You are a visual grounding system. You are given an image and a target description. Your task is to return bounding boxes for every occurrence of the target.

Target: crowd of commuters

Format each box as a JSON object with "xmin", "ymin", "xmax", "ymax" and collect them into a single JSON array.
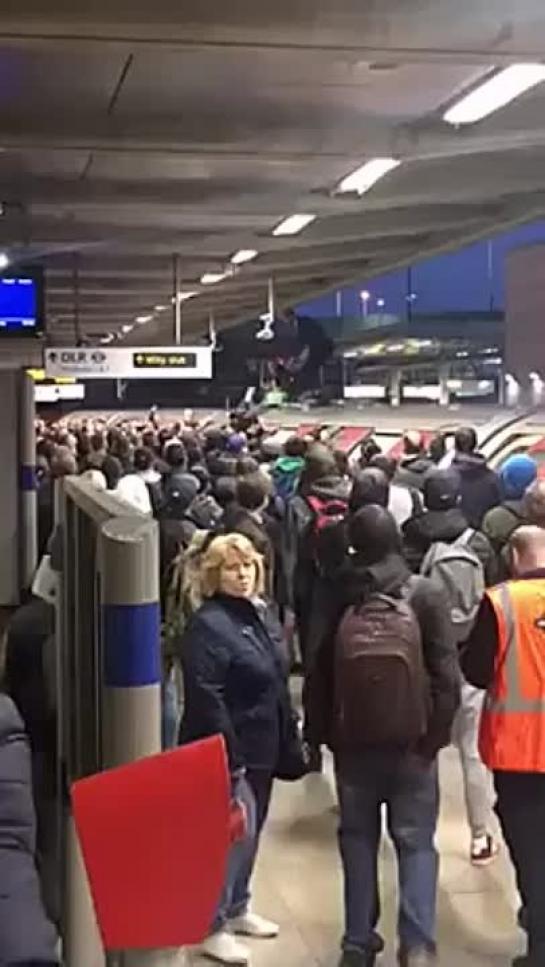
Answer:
[{"xmin": 3, "ymin": 409, "xmax": 545, "ymax": 966}]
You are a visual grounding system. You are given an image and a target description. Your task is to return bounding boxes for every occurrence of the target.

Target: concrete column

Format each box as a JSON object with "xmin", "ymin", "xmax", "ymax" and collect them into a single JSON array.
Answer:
[
  {"xmin": 438, "ymin": 363, "xmax": 450, "ymax": 407},
  {"xmin": 0, "ymin": 370, "xmax": 24, "ymax": 603},
  {"xmin": 506, "ymin": 245, "xmax": 545, "ymax": 382},
  {"xmin": 390, "ymin": 368, "xmax": 402, "ymax": 407},
  {"xmin": 19, "ymin": 370, "xmax": 37, "ymax": 588}
]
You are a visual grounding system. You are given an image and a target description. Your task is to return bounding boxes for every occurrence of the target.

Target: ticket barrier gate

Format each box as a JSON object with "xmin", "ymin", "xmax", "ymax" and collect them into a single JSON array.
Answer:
[{"xmin": 55, "ymin": 478, "xmax": 172, "ymax": 966}]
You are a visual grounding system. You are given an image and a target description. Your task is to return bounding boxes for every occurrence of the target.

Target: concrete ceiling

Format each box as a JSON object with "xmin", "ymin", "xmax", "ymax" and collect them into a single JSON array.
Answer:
[{"xmin": 1, "ymin": 1, "xmax": 545, "ymax": 345}]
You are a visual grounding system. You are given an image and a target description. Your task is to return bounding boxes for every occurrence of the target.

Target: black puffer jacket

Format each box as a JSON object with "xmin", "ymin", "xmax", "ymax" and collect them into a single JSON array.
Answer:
[
  {"xmin": 306, "ymin": 552, "xmax": 460, "ymax": 757},
  {"xmin": 0, "ymin": 695, "xmax": 58, "ymax": 965},
  {"xmin": 394, "ymin": 454, "xmax": 434, "ymax": 491},
  {"xmin": 452, "ymin": 452, "xmax": 501, "ymax": 528},
  {"xmin": 402, "ymin": 506, "xmax": 498, "ymax": 584}
]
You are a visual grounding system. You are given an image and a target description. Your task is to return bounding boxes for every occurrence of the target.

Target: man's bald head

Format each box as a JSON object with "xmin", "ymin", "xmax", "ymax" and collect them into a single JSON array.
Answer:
[
  {"xmin": 510, "ymin": 525, "xmax": 545, "ymax": 576},
  {"xmin": 523, "ymin": 480, "xmax": 545, "ymax": 528}
]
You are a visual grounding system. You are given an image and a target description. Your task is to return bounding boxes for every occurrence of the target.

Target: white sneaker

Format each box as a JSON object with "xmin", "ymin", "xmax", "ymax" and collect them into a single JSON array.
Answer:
[
  {"xmin": 230, "ymin": 912, "xmax": 279, "ymax": 939},
  {"xmin": 199, "ymin": 930, "xmax": 250, "ymax": 964}
]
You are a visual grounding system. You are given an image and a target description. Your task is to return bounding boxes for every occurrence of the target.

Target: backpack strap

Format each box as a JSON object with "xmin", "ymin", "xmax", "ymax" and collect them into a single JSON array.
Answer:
[{"xmin": 457, "ymin": 528, "xmax": 476, "ymax": 546}]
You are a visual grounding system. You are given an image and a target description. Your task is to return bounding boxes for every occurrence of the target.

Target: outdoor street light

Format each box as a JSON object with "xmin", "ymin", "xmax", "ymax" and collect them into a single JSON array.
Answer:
[{"xmin": 360, "ymin": 290, "xmax": 371, "ymax": 319}]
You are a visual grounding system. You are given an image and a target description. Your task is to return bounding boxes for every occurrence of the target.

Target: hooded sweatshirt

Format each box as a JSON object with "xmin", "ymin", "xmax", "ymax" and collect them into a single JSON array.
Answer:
[
  {"xmin": 481, "ymin": 455, "xmax": 537, "ymax": 563},
  {"xmin": 403, "ymin": 467, "xmax": 497, "ymax": 582},
  {"xmin": 287, "ymin": 473, "xmax": 351, "ymax": 646},
  {"xmin": 394, "ymin": 453, "xmax": 434, "ymax": 491},
  {"xmin": 272, "ymin": 455, "xmax": 305, "ymax": 501},
  {"xmin": 452, "ymin": 451, "xmax": 501, "ymax": 528}
]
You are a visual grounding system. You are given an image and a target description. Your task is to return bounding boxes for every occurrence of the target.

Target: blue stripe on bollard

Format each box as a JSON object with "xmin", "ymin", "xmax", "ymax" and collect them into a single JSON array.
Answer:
[
  {"xmin": 20, "ymin": 464, "xmax": 37, "ymax": 491},
  {"xmin": 103, "ymin": 602, "xmax": 161, "ymax": 687}
]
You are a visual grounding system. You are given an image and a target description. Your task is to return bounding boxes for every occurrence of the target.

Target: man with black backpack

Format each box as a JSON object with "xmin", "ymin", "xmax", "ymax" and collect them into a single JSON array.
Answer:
[{"xmin": 307, "ymin": 506, "xmax": 459, "ymax": 967}]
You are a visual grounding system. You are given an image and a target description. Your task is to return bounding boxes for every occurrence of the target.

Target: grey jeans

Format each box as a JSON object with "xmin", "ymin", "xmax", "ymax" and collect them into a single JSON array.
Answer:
[{"xmin": 451, "ymin": 679, "xmax": 494, "ymax": 839}]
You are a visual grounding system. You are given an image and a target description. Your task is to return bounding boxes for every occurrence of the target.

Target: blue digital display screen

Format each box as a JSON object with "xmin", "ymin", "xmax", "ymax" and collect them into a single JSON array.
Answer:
[{"xmin": 0, "ymin": 276, "xmax": 40, "ymax": 332}]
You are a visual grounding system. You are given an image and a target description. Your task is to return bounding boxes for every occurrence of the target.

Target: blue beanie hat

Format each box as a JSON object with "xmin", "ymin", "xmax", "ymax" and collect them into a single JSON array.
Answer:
[{"xmin": 500, "ymin": 454, "xmax": 537, "ymax": 499}]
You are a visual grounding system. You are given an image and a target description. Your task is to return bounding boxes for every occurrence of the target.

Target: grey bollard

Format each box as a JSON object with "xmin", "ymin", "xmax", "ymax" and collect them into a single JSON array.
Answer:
[{"xmin": 99, "ymin": 517, "xmax": 179, "ymax": 967}]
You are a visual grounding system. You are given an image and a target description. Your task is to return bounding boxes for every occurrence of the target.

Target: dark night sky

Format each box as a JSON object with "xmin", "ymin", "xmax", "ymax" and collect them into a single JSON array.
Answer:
[{"xmin": 298, "ymin": 219, "xmax": 545, "ymax": 319}]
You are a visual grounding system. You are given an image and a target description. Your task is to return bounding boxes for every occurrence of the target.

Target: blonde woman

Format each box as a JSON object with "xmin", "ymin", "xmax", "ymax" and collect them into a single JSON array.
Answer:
[{"xmin": 179, "ymin": 534, "xmax": 290, "ymax": 965}]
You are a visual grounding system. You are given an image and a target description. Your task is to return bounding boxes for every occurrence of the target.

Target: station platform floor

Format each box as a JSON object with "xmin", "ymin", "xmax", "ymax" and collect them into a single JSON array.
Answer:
[{"xmin": 189, "ymin": 747, "xmax": 523, "ymax": 967}]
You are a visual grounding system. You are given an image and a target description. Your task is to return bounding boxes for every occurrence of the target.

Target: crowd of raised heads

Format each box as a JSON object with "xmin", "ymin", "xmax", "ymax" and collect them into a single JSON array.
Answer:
[
  {"xmin": 13, "ymin": 409, "xmax": 545, "ymax": 967},
  {"xmin": 35, "ymin": 410, "xmax": 545, "ymax": 562}
]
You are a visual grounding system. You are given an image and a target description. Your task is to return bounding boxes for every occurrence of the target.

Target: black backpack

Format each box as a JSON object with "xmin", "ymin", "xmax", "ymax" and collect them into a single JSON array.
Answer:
[{"xmin": 334, "ymin": 592, "xmax": 430, "ymax": 749}]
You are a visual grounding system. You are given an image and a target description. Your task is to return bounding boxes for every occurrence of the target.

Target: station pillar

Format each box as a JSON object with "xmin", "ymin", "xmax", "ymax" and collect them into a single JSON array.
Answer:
[
  {"xmin": 19, "ymin": 370, "xmax": 38, "ymax": 588},
  {"xmin": 506, "ymin": 245, "xmax": 545, "ymax": 391},
  {"xmin": 390, "ymin": 368, "xmax": 402, "ymax": 407},
  {"xmin": 438, "ymin": 364, "xmax": 450, "ymax": 407}
]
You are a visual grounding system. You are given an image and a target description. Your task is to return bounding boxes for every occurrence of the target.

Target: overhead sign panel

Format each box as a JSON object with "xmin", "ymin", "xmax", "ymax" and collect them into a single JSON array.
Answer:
[
  {"xmin": 44, "ymin": 346, "xmax": 213, "ymax": 380},
  {"xmin": 132, "ymin": 351, "xmax": 198, "ymax": 370}
]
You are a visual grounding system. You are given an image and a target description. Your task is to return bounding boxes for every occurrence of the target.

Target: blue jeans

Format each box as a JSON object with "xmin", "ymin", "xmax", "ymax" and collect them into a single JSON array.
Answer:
[
  {"xmin": 161, "ymin": 674, "xmax": 180, "ymax": 750},
  {"xmin": 336, "ymin": 750, "xmax": 439, "ymax": 956},
  {"xmin": 212, "ymin": 770, "xmax": 273, "ymax": 932}
]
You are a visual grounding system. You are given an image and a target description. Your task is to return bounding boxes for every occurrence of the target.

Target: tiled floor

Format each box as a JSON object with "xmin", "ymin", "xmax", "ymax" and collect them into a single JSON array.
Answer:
[{"xmin": 190, "ymin": 747, "xmax": 524, "ymax": 966}]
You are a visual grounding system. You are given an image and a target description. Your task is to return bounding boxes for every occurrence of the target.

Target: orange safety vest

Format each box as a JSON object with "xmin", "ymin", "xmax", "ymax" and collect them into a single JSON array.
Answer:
[{"xmin": 480, "ymin": 579, "xmax": 545, "ymax": 772}]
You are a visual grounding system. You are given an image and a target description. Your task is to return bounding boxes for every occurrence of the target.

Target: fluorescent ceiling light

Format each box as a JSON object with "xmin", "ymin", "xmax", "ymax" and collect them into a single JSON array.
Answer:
[
  {"xmin": 231, "ymin": 249, "xmax": 258, "ymax": 266},
  {"xmin": 100, "ymin": 333, "xmax": 114, "ymax": 344},
  {"xmin": 121, "ymin": 324, "xmax": 134, "ymax": 334},
  {"xmin": 444, "ymin": 63, "xmax": 545, "ymax": 125},
  {"xmin": 0, "ymin": 253, "xmax": 9, "ymax": 270},
  {"xmin": 154, "ymin": 304, "xmax": 167, "ymax": 312},
  {"xmin": 201, "ymin": 271, "xmax": 229, "ymax": 285},
  {"xmin": 135, "ymin": 314, "xmax": 153, "ymax": 324},
  {"xmin": 337, "ymin": 157, "xmax": 401, "ymax": 195},
  {"xmin": 272, "ymin": 213, "xmax": 316, "ymax": 237}
]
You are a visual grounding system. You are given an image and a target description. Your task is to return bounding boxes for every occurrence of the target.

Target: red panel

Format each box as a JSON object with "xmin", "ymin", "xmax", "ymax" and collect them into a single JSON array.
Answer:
[
  {"xmin": 296, "ymin": 423, "xmax": 321, "ymax": 438},
  {"xmin": 387, "ymin": 430, "xmax": 434, "ymax": 460},
  {"xmin": 72, "ymin": 736, "xmax": 230, "ymax": 951},
  {"xmin": 332, "ymin": 426, "xmax": 373, "ymax": 453},
  {"xmin": 528, "ymin": 437, "xmax": 545, "ymax": 455}
]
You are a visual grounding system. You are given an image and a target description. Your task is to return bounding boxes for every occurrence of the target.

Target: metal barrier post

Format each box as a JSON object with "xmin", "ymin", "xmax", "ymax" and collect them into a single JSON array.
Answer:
[
  {"xmin": 99, "ymin": 517, "xmax": 183, "ymax": 966},
  {"xmin": 65, "ymin": 815, "xmax": 105, "ymax": 967},
  {"xmin": 99, "ymin": 516, "xmax": 161, "ymax": 768},
  {"xmin": 19, "ymin": 369, "xmax": 37, "ymax": 589}
]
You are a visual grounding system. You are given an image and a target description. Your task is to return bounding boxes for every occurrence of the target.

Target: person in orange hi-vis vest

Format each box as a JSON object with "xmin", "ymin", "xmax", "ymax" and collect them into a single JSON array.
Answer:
[{"xmin": 462, "ymin": 525, "xmax": 545, "ymax": 967}]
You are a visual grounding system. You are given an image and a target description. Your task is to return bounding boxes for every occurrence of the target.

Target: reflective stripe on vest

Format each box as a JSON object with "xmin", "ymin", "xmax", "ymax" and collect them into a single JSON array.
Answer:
[{"xmin": 486, "ymin": 582, "xmax": 545, "ymax": 714}]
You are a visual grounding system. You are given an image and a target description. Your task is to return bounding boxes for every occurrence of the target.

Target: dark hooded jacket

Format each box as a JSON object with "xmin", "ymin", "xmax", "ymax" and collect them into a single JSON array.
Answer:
[
  {"xmin": 306, "ymin": 552, "xmax": 460, "ymax": 758},
  {"xmin": 482, "ymin": 499, "xmax": 527, "ymax": 557},
  {"xmin": 187, "ymin": 493, "xmax": 223, "ymax": 531},
  {"xmin": 0, "ymin": 695, "xmax": 59, "ymax": 965},
  {"xmin": 402, "ymin": 506, "xmax": 497, "ymax": 584},
  {"xmin": 452, "ymin": 451, "xmax": 501, "ymax": 528},
  {"xmin": 286, "ymin": 474, "xmax": 351, "ymax": 621},
  {"xmin": 394, "ymin": 454, "xmax": 434, "ymax": 492}
]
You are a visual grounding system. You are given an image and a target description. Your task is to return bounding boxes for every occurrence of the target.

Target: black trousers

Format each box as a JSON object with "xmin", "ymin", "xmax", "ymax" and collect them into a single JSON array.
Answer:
[{"xmin": 494, "ymin": 771, "xmax": 545, "ymax": 961}]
